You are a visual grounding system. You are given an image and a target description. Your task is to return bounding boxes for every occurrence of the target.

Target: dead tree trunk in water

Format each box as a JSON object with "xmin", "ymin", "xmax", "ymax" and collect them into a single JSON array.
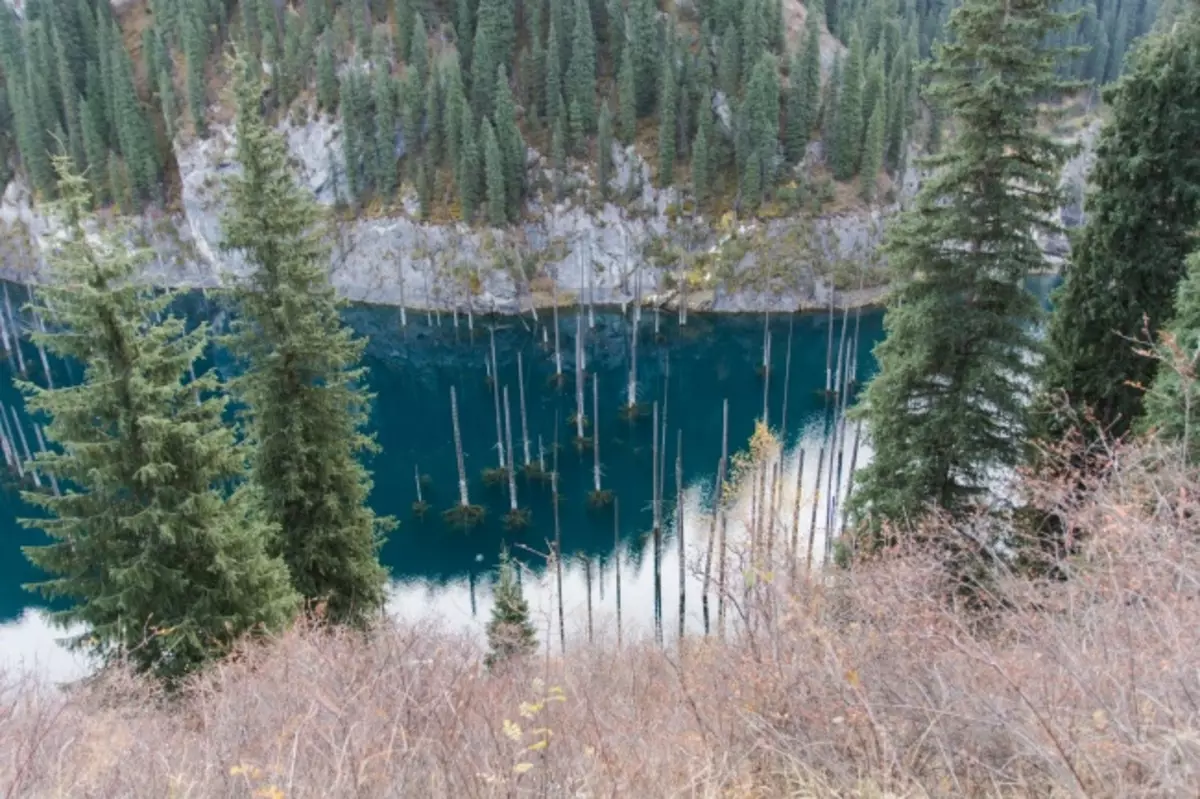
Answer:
[
  {"xmin": 518, "ymin": 352, "xmax": 531, "ymax": 467},
  {"xmin": 676, "ymin": 430, "xmax": 685, "ymax": 643},
  {"xmin": 614, "ymin": 496, "xmax": 623, "ymax": 647},
  {"xmin": 806, "ymin": 445, "xmax": 826, "ymax": 578},
  {"xmin": 781, "ymin": 314, "xmax": 794, "ymax": 436},
  {"xmin": 789, "ymin": 449, "xmax": 807, "ymax": 588},
  {"xmin": 652, "ymin": 400, "xmax": 662, "ymax": 646}
]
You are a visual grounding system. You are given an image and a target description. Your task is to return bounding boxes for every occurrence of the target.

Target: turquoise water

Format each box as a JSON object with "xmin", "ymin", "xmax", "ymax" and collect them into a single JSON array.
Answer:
[{"xmin": 0, "ymin": 275, "xmax": 1057, "ymax": 676}]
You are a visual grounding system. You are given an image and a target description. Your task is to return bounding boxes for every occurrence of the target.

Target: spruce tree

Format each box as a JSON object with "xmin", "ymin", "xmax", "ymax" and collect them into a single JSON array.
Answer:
[
  {"xmin": 459, "ymin": 115, "xmax": 481, "ymax": 220},
  {"xmin": 409, "ymin": 13, "xmax": 429, "ymax": 91},
  {"xmin": 545, "ymin": 19, "xmax": 564, "ymax": 128},
  {"xmin": 494, "ymin": 65, "xmax": 525, "ymax": 221},
  {"xmin": 717, "ymin": 22, "xmax": 740, "ymax": 99},
  {"xmin": 395, "ymin": 0, "xmax": 415, "ymax": 62},
  {"xmin": 850, "ymin": 0, "xmax": 1074, "ymax": 536},
  {"xmin": 185, "ymin": 7, "xmax": 208, "ymax": 136},
  {"xmin": 484, "ymin": 117, "xmax": 506, "ymax": 226},
  {"xmin": 484, "ymin": 549, "xmax": 537, "ymax": 668},
  {"xmin": 859, "ymin": 88, "xmax": 885, "ymax": 201},
  {"xmin": 317, "ymin": 37, "xmax": 338, "ymax": 113},
  {"xmin": 785, "ymin": 14, "xmax": 820, "ymax": 165},
  {"xmin": 373, "ymin": 61, "xmax": 397, "ymax": 200},
  {"xmin": 692, "ymin": 91, "xmax": 712, "ymax": 206},
  {"xmin": 158, "ymin": 67, "xmax": 177, "ymax": 144},
  {"xmin": 566, "ymin": 0, "xmax": 597, "ymax": 133},
  {"xmin": 23, "ymin": 158, "xmax": 297, "ymax": 682},
  {"xmin": 1142, "ymin": 250, "xmax": 1200, "ymax": 458},
  {"xmin": 833, "ymin": 31, "xmax": 863, "ymax": 180},
  {"xmin": 1042, "ymin": 13, "xmax": 1200, "ymax": 441},
  {"xmin": 443, "ymin": 53, "xmax": 467, "ymax": 174},
  {"xmin": 658, "ymin": 50, "xmax": 677, "ymax": 188},
  {"xmin": 740, "ymin": 0, "xmax": 767, "ymax": 85},
  {"xmin": 617, "ymin": 48, "xmax": 636, "ymax": 141},
  {"xmin": 597, "ymin": 98, "xmax": 613, "ymax": 199},
  {"xmin": 222, "ymin": 64, "xmax": 390, "ymax": 625},
  {"xmin": 551, "ymin": 110, "xmax": 566, "ymax": 199},
  {"xmin": 629, "ymin": 0, "xmax": 658, "ymax": 113}
]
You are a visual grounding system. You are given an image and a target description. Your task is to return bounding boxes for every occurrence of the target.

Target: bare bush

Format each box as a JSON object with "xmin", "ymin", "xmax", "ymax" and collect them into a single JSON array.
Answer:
[{"xmin": 3, "ymin": 442, "xmax": 1200, "ymax": 797}]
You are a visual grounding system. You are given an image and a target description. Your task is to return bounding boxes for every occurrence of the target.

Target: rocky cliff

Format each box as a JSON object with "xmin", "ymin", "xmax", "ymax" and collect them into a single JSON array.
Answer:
[{"xmin": 0, "ymin": 108, "xmax": 1094, "ymax": 315}]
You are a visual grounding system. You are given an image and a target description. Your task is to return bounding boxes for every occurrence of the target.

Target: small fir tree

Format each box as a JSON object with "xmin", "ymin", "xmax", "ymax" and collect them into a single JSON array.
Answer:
[
  {"xmin": 833, "ymin": 31, "xmax": 863, "ymax": 180},
  {"xmin": 484, "ymin": 549, "xmax": 537, "ymax": 668},
  {"xmin": 617, "ymin": 48, "xmax": 637, "ymax": 141},
  {"xmin": 566, "ymin": 0, "xmax": 597, "ymax": 133},
  {"xmin": 1142, "ymin": 250, "xmax": 1200, "ymax": 459},
  {"xmin": 692, "ymin": 90, "xmax": 713, "ymax": 206},
  {"xmin": 484, "ymin": 117, "xmax": 506, "ymax": 226},
  {"xmin": 859, "ymin": 89, "xmax": 885, "ymax": 201}
]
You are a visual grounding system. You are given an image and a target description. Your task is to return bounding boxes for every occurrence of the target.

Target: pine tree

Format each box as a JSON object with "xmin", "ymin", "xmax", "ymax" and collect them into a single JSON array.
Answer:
[
  {"xmin": 409, "ymin": 12, "xmax": 429, "ymax": 91},
  {"xmin": 617, "ymin": 48, "xmax": 636, "ymax": 141},
  {"xmin": 658, "ymin": 50, "xmax": 677, "ymax": 188},
  {"xmin": 597, "ymin": 99, "xmax": 613, "ymax": 199},
  {"xmin": 692, "ymin": 90, "xmax": 712, "ymax": 206},
  {"xmin": 459, "ymin": 115, "xmax": 481, "ymax": 220},
  {"xmin": 785, "ymin": 13, "xmax": 820, "ymax": 164},
  {"xmin": 222, "ymin": 64, "xmax": 390, "ymax": 624},
  {"xmin": 1042, "ymin": 13, "xmax": 1200, "ymax": 441},
  {"xmin": 859, "ymin": 88, "xmax": 885, "ymax": 201},
  {"xmin": 551, "ymin": 110, "xmax": 566, "ymax": 199},
  {"xmin": 861, "ymin": 47, "xmax": 884, "ymax": 149},
  {"xmin": 373, "ymin": 61, "xmax": 397, "ymax": 199},
  {"xmin": 484, "ymin": 117, "xmax": 506, "ymax": 226},
  {"xmin": 629, "ymin": 0, "xmax": 658, "ymax": 113},
  {"xmin": 395, "ymin": 0, "xmax": 415, "ymax": 62},
  {"xmin": 443, "ymin": 53, "xmax": 467, "ymax": 173},
  {"xmin": 494, "ymin": 65, "xmax": 525, "ymax": 220},
  {"xmin": 341, "ymin": 66, "xmax": 367, "ymax": 201},
  {"xmin": 850, "ymin": 0, "xmax": 1075, "ymax": 536},
  {"xmin": 833, "ymin": 30, "xmax": 863, "ymax": 180},
  {"xmin": 424, "ymin": 65, "xmax": 444, "ymax": 168},
  {"xmin": 741, "ymin": 0, "xmax": 767, "ymax": 85},
  {"xmin": 566, "ymin": 0, "xmax": 597, "ymax": 133},
  {"xmin": 717, "ymin": 22, "xmax": 740, "ymax": 99},
  {"xmin": 1142, "ymin": 250, "xmax": 1200, "ymax": 458},
  {"xmin": 740, "ymin": 54, "xmax": 778, "ymax": 209},
  {"xmin": 484, "ymin": 549, "xmax": 537, "ymax": 668},
  {"xmin": 545, "ymin": 19, "xmax": 564, "ymax": 128},
  {"xmin": 317, "ymin": 37, "xmax": 338, "ymax": 113},
  {"xmin": 22, "ymin": 157, "xmax": 297, "ymax": 683},
  {"xmin": 185, "ymin": 6, "xmax": 208, "ymax": 136},
  {"xmin": 885, "ymin": 44, "xmax": 910, "ymax": 170},
  {"xmin": 158, "ymin": 67, "xmax": 177, "ymax": 144}
]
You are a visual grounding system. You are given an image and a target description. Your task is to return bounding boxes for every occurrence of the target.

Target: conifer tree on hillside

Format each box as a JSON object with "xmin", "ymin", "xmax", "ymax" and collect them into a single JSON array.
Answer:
[
  {"xmin": 833, "ymin": 30, "xmax": 863, "ymax": 180},
  {"xmin": 566, "ymin": 0, "xmax": 597, "ymax": 134},
  {"xmin": 494, "ymin": 65, "xmax": 525, "ymax": 221},
  {"xmin": 484, "ymin": 549, "xmax": 537, "ymax": 668},
  {"xmin": 460, "ymin": 115, "xmax": 482, "ymax": 220},
  {"xmin": 1041, "ymin": 11, "xmax": 1200, "ymax": 442},
  {"xmin": 22, "ymin": 158, "xmax": 297, "ymax": 682},
  {"xmin": 316, "ymin": 37, "xmax": 338, "ymax": 113},
  {"xmin": 222, "ymin": 64, "xmax": 389, "ymax": 626},
  {"xmin": 850, "ymin": 0, "xmax": 1075, "ymax": 537},
  {"xmin": 618, "ymin": 47, "xmax": 637, "ymax": 142},
  {"xmin": 859, "ymin": 88, "xmax": 885, "ymax": 200},
  {"xmin": 658, "ymin": 50, "xmax": 677, "ymax": 188},
  {"xmin": 1142, "ymin": 250, "xmax": 1200, "ymax": 459},
  {"xmin": 785, "ymin": 10, "xmax": 821, "ymax": 164},
  {"xmin": 692, "ymin": 89, "xmax": 713, "ymax": 206},
  {"xmin": 545, "ymin": 19, "xmax": 564, "ymax": 128},
  {"xmin": 597, "ymin": 99, "xmax": 613, "ymax": 198},
  {"xmin": 484, "ymin": 117, "xmax": 506, "ymax": 226}
]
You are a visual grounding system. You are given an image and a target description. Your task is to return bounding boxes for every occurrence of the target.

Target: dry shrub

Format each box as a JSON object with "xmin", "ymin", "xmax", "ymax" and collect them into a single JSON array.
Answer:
[{"xmin": 3, "ymin": 442, "xmax": 1200, "ymax": 797}]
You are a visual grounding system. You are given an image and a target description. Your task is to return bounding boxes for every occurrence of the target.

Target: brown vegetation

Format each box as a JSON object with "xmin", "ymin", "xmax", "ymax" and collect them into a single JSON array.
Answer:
[{"xmin": 3, "ymin": 440, "xmax": 1199, "ymax": 797}]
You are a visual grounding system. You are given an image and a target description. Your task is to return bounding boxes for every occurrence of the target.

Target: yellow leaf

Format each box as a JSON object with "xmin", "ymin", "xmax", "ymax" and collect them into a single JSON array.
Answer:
[
  {"xmin": 844, "ymin": 670, "xmax": 860, "ymax": 688},
  {"xmin": 513, "ymin": 763, "xmax": 535, "ymax": 775},
  {"xmin": 253, "ymin": 787, "xmax": 285, "ymax": 799},
  {"xmin": 518, "ymin": 701, "xmax": 543, "ymax": 718},
  {"xmin": 503, "ymin": 719, "xmax": 523, "ymax": 742},
  {"xmin": 525, "ymin": 739, "xmax": 549, "ymax": 752},
  {"xmin": 229, "ymin": 765, "xmax": 247, "ymax": 777}
]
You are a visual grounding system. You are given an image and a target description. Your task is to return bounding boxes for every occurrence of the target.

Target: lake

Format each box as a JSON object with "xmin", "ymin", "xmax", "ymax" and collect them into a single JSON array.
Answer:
[{"xmin": 0, "ymin": 275, "xmax": 1057, "ymax": 679}]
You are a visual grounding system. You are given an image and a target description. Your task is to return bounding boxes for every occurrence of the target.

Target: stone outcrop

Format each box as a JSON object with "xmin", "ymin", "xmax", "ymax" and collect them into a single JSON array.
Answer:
[{"xmin": 0, "ymin": 108, "xmax": 1098, "ymax": 314}]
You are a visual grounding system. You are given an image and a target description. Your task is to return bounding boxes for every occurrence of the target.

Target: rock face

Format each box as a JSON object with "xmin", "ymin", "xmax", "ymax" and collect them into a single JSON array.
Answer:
[{"xmin": 0, "ymin": 110, "xmax": 1099, "ymax": 314}]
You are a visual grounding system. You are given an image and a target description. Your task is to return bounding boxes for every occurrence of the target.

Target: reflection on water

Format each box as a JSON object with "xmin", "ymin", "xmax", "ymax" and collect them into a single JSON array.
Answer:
[{"xmin": 0, "ymin": 280, "xmax": 891, "ymax": 678}]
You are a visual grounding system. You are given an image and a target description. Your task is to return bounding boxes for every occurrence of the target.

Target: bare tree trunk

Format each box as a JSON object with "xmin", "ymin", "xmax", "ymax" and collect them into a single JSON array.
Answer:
[
  {"xmin": 504, "ymin": 387, "xmax": 518, "ymax": 511},
  {"xmin": 451, "ymin": 387, "xmax": 469, "ymax": 507},
  {"xmin": 652, "ymin": 400, "xmax": 662, "ymax": 646},
  {"xmin": 614, "ymin": 496, "xmax": 622, "ymax": 647},
  {"xmin": 676, "ymin": 430, "xmax": 685, "ymax": 643},
  {"xmin": 490, "ymin": 328, "xmax": 506, "ymax": 469},
  {"xmin": 518, "ymin": 351, "xmax": 531, "ymax": 466},
  {"xmin": 807, "ymin": 445, "xmax": 826, "ymax": 579},
  {"xmin": 789, "ymin": 449, "xmax": 807, "ymax": 589},
  {"xmin": 781, "ymin": 314, "xmax": 794, "ymax": 436},
  {"xmin": 702, "ymin": 453, "xmax": 725, "ymax": 635}
]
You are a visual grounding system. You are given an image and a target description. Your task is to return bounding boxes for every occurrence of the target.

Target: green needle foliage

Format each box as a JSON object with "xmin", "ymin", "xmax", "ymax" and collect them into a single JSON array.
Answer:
[
  {"xmin": 222, "ymin": 60, "xmax": 390, "ymax": 627},
  {"xmin": 851, "ymin": 0, "xmax": 1075, "ymax": 540},
  {"xmin": 1041, "ymin": 11, "xmax": 1200, "ymax": 442},
  {"xmin": 484, "ymin": 549, "xmax": 537, "ymax": 669},
  {"xmin": 22, "ymin": 157, "xmax": 297, "ymax": 683},
  {"xmin": 1142, "ymin": 250, "xmax": 1200, "ymax": 459}
]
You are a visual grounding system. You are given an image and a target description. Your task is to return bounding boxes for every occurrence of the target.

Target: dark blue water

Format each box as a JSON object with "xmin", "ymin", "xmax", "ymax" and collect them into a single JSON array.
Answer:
[{"xmin": 0, "ymin": 274, "xmax": 1058, "ymax": 675}]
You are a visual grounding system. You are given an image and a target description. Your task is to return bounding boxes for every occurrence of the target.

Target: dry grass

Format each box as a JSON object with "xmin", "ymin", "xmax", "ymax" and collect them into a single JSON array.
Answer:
[{"xmin": 3, "ymin": 441, "xmax": 1200, "ymax": 797}]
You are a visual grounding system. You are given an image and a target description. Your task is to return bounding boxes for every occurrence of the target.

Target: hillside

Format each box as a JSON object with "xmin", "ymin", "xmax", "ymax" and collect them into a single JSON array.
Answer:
[{"xmin": 0, "ymin": 0, "xmax": 1145, "ymax": 312}]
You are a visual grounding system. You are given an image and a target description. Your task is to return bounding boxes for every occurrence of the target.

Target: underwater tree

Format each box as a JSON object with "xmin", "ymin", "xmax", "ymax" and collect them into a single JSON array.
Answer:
[{"xmin": 21, "ymin": 158, "xmax": 297, "ymax": 683}]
